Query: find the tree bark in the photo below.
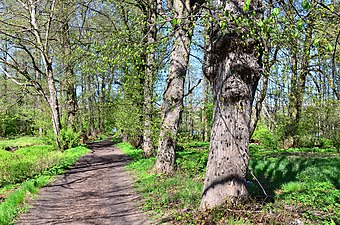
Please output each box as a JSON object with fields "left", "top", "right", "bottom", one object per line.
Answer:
{"left": 154, "top": 0, "right": 194, "bottom": 174}
{"left": 143, "top": 0, "right": 157, "bottom": 157}
{"left": 200, "top": 0, "right": 262, "bottom": 209}
{"left": 250, "top": 76, "right": 268, "bottom": 138}
{"left": 47, "top": 63, "right": 62, "bottom": 147}
{"left": 62, "top": 20, "right": 77, "bottom": 131}
{"left": 29, "top": 0, "right": 61, "bottom": 148}
{"left": 201, "top": 77, "right": 209, "bottom": 142}
{"left": 287, "top": 26, "right": 311, "bottom": 147}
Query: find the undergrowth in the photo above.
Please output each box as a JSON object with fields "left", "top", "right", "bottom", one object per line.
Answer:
{"left": 0, "top": 136, "right": 45, "bottom": 150}
{"left": 0, "top": 137, "right": 90, "bottom": 225}
{"left": 117, "top": 141, "right": 340, "bottom": 224}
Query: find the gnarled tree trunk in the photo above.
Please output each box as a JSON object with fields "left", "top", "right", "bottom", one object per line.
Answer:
{"left": 200, "top": 0, "right": 263, "bottom": 209}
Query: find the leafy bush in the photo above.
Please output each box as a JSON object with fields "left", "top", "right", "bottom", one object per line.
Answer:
{"left": 59, "top": 128, "right": 80, "bottom": 150}
{"left": 252, "top": 122, "right": 278, "bottom": 149}
{"left": 0, "top": 136, "right": 45, "bottom": 150}
{"left": 318, "top": 138, "right": 334, "bottom": 149}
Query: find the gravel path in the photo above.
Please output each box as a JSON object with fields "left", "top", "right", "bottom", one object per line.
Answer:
{"left": 16, "top": 139, "right": 151, "bottom": 225}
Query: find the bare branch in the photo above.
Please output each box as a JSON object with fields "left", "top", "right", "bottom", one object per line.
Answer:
{"left": 0, "top": 65, "right": 29, "bottom": 86}
{"left": 184, "top": 79, "right": 202, "bottom": 97}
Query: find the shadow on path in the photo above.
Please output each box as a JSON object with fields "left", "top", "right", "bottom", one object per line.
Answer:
{"left": 16, "top": 139, "right": 151, "bottom": 225}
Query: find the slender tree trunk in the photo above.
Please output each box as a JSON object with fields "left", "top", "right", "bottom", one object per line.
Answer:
{"left": 29, "top": 0, "right": 61, "bottom": 148}
{"left": 201, "top": 77, "right": 209, "bottom": 142}
{"left": 87, "top": 73, "right": 95, "bottom": 136}
{"left": 63, "top": 28, "right": 77, "bottom": 131}
{"left": 200, "top": 0, "right": 262, "bottom": 209}
{"left": 287, "top": 27, "right": 311, "bottom": 147}
{"left": 143, "top": 0, "right": 156, "bottom": 157}
{"left": 154, "top": 0, "right": 194, "bottom": 174}
{"left": 47, "top": 63, "right": 61, "bottom": 148}
{"left": 98, "top": 77, "right": 106, "bottom": 133}
{"left": 58, "top": 1, "right": 78, "bottom": 131}
{"left": 250, "top": 76, "right": 268, "bottom": 138}
{"left": 330, "top": 30, "right": 340, "bottom": 100}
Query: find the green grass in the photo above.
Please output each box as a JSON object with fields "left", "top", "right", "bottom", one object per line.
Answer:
{"left": 0, "top": 136, "right": 45, "bottom": 150}
{"left": 0, "top": 137, "right": 90, "bottom": 225}
{"left": 117, "top": 142, "right": 203, "bottom": 221}
{"left": 0, "top": 145, "right": 59, "bottom": 187}
{"left": 117, "top": 141, "right": 340, "bottom": 224}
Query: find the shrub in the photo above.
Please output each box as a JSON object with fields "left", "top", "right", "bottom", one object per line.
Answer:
{"left": 59, "top": 128, "right": 80, "bottom": 150}
{"left": 252, "top": 122, "right": 278, "bottom": 149}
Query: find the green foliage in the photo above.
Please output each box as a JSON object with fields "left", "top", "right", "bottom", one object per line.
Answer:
{"left": 176, "top": 146, "right": 208, "bottom": 175}
{"left": 296, "top": 100, "right": 340, "bottom": 149}
{"left": 0, "top": 136, "right": 45, "bottom": 150}
{"left": 243, "top": 0, "right": 251, "bottom": 12}
{"left": 59, "top": 128, "right": 81, "bottom": 150}
{"left": 0, "top": 145, "right": 57, "bottom": 187}
{"left": 301, "top": 0, "right": 311, "bottom": 10}
{"left": 252, "top": 122, "right": 278, "bottom": 149}
{"left": 249, "top": 147, "right": 339, "bottom": 223}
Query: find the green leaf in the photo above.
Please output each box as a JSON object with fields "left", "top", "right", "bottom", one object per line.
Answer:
{"left": 326, "top": 44, "right": 334, "bottom": 52}
{"left": 219, "top": 20, "right": 227, "bottom": 30}
{"left": 293, "top": 31, "right": 299, "bottom": 38}
{"left": 297, "top": 20, "right": 303, "bottom": 31}
{"left": 257, "top": 20, "right": 264, "bottom": 28}
{"left": 272, "top": 8, "right": 280, "bottom": 16}
{"left": 171, "top": 18, "right": 177, "bottom": 27}
{"left": 302, "top": 0, "right": 310, "bottom": 10}
{"left": 244, "top": 0, "right": 251, "bottom": 12}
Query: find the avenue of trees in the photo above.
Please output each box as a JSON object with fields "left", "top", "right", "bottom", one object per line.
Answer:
{"left": 0, "top": 0, "right": 339, "bottom": 209}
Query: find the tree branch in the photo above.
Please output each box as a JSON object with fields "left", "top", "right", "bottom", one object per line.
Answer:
{"left": 184, "top": 78, "right": 202, "bottom": 97}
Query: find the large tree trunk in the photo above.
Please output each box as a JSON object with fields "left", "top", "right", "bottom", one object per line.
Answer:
{"left": 143, "top": 0, "right": 156, "bottom": 157}
{"left": 154, "top": 0, "right": 193, "bottom": 174}
{"left": 200, "top": 0, "right": 262, "bottom": 209}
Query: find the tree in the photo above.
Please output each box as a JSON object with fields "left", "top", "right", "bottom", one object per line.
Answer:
{"left": 142, "top": 0, "right": 158, "bottom": 157}
{"left": 57, "top": 0, "right": 78, "bottom": 131}
{"left": 200, "top": 0, "right": 263, "bottom": 209}
{"left": 0, "top": 0, "right": 62, "bottom": 148}
{"left": 154, "top": 0, "right": 201, "bottom": 174}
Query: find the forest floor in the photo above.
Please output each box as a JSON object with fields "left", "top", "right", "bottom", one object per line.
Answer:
{"left": 15, "top": 139, "right": 151, "bottom": 225}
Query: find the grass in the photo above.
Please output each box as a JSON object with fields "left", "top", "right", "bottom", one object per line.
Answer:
{"left": 0, "top": 136, "right": 45, "bottom": 150}
{"left": 0, "top": 136, "right": 90, "bottom": 225}
{"left": 117, "top": 141, "right": 340, "bottom": 224}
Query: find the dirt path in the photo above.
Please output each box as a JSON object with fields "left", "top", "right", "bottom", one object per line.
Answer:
{"left": 16, "top": 139, "right": 152, "bottom": 225}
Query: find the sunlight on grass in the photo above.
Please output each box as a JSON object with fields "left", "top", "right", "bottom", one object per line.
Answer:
{"left": 0, "top": 136, "right": 90, "bottom": 225}
{"left": 118, "top": 141, "right": 340, "bottom": 224}
{"left": 0, "top": 136, "right": 46, "bottom": 150}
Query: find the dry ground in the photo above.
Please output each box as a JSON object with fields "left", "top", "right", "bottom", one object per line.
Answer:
{"left": 16, "top": 139, "right": 152, "bottom": 225}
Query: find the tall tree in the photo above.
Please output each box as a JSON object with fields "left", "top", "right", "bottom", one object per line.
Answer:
{"left": 154, "top": 0, "right": 199, "bottom": 174}
{"left": 0, "top": 0, "right": 62, "bottom": 148}
{"left": 142, "top": 0, "right": 158, "bottom": 157}
{"left": 58, "top": 0, "right": 78, "bottom": 131}
{"left": 200, "top": 0, "right": 263, "bottom": 208}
